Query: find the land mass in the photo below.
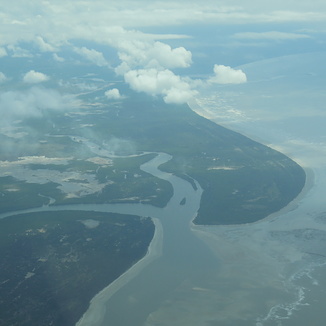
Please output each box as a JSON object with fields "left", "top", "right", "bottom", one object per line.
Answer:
{"left": 0, "top": 92, "right": 305, "bottom": 225}
{"left": 0, "top": 88, "right": 306, "bottom": 326}
{"left": 0, "top": 211, "right": 154, "bottom": 326}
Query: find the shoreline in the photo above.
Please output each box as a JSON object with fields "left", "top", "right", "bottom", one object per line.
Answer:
{"left": 76, "top": 217, "right": 163, "bottom": 326}
{"left": 191, "top": 166, "right": 314, "bottom": 231}
{"left": 188, "top": 98, "right": 314, "bottom": 228}
{"left": 256, "top": 166, "right": 314, "bottom": 224}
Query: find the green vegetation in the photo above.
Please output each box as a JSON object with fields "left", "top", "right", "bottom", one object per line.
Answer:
{"left": 64, "top": 93, "right": 305, "bottom": 225}
{"left": 0, "top": 154, "right": 173, "bottom": 214}
{"left": 0, "top": 92, "right": 305, "bottom": 224}
{"left": 0, "top": 176, "right": 64, "bottom": 213}
{"left": 0, "top": 211, "right": 154, "bottom": 326}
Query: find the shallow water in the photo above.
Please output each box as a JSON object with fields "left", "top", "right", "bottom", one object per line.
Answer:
{"left": 3, "top": 53, "right": 326, "bottom": 325}
{"left": 188, "top": 52, "right": 326, "bottom": 326}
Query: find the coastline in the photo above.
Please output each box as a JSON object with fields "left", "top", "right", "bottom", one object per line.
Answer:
{"left": 188, "top": 97, "right": 316, "bottom": 261}
{"left": 185, "top": 98, "right": 326, "bottom": 324}
{"left": 76, "top": 217, "right": 163, "bottom": 326}
{"left": 188, "top": 97, "right": 314, "bottom": 228}
{"left": 188, "top": 164, "right": 318, "bottom": 325}
{"left": 256, "top": 167, "right": 314, "bottom": 224}
{"left": 192, "top": 165, "right": 314, "bottom": 232}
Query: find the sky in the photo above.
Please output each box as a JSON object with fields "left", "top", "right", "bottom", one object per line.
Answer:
{"left": 0, "top": 0, "right": 326, "bottom": 119}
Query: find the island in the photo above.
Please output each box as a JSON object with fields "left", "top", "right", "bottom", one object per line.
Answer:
{"left": 0, "top": 211, "right": 154, "bottom": 326}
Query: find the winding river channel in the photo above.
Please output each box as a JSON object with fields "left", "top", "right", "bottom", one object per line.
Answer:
{"left": 2, "top": 53, "right": 326, "bottom": 326}
{"left": 0, "top": 152, "right": 220, "bottom": 326}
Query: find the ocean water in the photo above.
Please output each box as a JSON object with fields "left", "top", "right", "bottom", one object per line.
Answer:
{"left": 186, "top": 51, "right": 326, "bottom": 326}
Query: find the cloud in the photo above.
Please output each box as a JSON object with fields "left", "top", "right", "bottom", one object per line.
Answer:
{"left": 0, "top": 47, "right": 7, "bottom": 58}
{"left": 0, "top": 72, "right": 7, "bottom": 83}
{"left": 0, "top": 1, "right": 325, "bottom": 56}
{"left": 105, "top": 88, "right": 122, "bottom": 100}
{"left": 0, "top": 1, "right": 324, "bottom": 106}
{"left": 34, "top": 36, "right": 57, "bottom": 52}
{"left": 23, "top": 70, "right": 50, "bottom": 83}
{"left": 74, "top": 47, "right": 109, "bottom": 67}
{"left": 7, "top": 44, "right": 33, "bottom": 58}
{"left": 105, "top": 137, "right": 136, "bottom": 155}
{"left": 0, "top": 87, "right": 78, "bottom": 124}
{"left": 233, "top": 31, "right": 311, "bottom": 40}
{"left": 112, "top": 37, "right": 194, "bottom": 103}
{"left": 53, "top": 53, "right": 65, "bottom": 62}
{"left": 25, "top": 1, "right": 326, "bottom": 29}
{"left": 208, "top": 65, "right": 247, "bottom": 84}
{"left": 116, "top": 41, "right": 192, "bottom": 71}
{"left": 124, "top": 68, "right": 197, "bottom": 104}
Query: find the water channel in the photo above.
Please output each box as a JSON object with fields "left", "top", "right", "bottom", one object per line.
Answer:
{"left": 0, "top": 152, "right": 220, "bottom": 326}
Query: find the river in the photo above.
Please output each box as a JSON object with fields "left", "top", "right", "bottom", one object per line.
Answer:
{"left": 3, "top": 53, "right": 326, "bottom": 325}
{"left": 0, "top": 152, "right": 220, "bottom": 326}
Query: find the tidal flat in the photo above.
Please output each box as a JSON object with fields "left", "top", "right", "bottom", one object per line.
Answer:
{"left": 0, "top": 211, "right": 155, "bottom": 326}
{"left": 177, "top": 52, "right": 326, "bottom": 326}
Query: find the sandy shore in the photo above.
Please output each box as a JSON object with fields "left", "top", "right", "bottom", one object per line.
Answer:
{"left": 193, "top": 166, "right": 314, "bottom": 235}
{"left": 190, "top": 161, "right": 315, "bottom": 267}
{"left": 76, "top": 217, "right": 163, "bottom": 326}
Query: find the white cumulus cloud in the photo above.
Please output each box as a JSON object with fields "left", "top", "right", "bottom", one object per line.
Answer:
{"left": 209, "top": 65, "right": 247, "bottom": 84}
{"left": 0, "top": 47, "right": 7, "bottom": 58}
{"left": 105, "top": 88, "right": 122, "bottom": 100}
{"left": 7, "top": 44, "right": 33, "bottom": 58}
{"left": 23, "top": 70, "right": 49, "bottom": 84}
{"left": 124, "top": 68, "right": 197, "bottom": 104}
{"left": 116, "top": 40, "right": 192, "bottom": 72}
{"left": 0, "top": 72, "right": 7, "bottom": 83}
{"left": 53, "top": 53, "right": 65, "bottom": 62}
{"left": 74, "top": 47, "right": 108, "bottom": 67}
{"left": 35, "top": 36, "right": 57, "bottom": 52}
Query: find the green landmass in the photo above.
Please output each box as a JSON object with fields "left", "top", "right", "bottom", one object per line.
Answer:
{"left": 0, "top": 74, "right": 306, "bottom": 326}
{"left": 0, "top": 92, "right": 306, "bottom": 224}
{"left": 58, "top": 93, "right": 305, "bottom": 225}
{"left": 0, "top": 176, "right": 63, "bottom": 212}
{"left": 0, "top": 211, "right": 154, "bottom": 326}
{"left": 0, "top": 154, "right": 173, "bottom": 214}
{"left": 0, "top": 45, "right": 307, "bottom": 326}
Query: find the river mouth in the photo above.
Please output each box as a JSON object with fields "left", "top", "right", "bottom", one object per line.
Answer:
{"left": 2, "top": 146, "right": 324, "bottom": 326}
{"left": 0, "top": 152, "right": 220, "bottom": 326}
{"left": 3, "top": 69, "right": 326, "bottom": 325}
{"left": 2, "top": 139, "right": 325, "bottom": 326}
{"left": 79, "top": 153, "right": 219, "bottom": 326}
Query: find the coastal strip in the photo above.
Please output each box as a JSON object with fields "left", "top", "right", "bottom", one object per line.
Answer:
{"left": 76, "top": 217, "right": 163, "bottom": 326}
{"left": 190, "top": 165, "right": 315, "bottom": 253}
